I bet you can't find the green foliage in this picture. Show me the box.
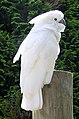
[0,0,79,118]
[27,0,52,21]
[0,86,31,119]
[0,31,19,97]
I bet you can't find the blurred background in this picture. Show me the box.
[0,0,79,119]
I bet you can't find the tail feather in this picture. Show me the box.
[21,89,43,111]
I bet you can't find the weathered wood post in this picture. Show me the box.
[32,70,73,119]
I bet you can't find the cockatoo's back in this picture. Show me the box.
[13,10,66,111]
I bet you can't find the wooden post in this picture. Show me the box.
[32,70,73,119]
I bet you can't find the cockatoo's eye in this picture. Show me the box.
[54,18,57,21]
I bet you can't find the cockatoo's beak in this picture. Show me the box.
[59,18,66,26]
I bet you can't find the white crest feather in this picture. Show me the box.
[29,10,64,24]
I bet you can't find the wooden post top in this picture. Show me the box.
[32,70,73,119]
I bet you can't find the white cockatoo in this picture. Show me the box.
[13,10,66,111]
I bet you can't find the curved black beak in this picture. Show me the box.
[59,18,66,26]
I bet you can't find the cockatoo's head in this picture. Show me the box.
[29,10,66,32]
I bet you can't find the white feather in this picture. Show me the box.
[13,10,65,111]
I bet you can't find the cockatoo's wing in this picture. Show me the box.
[19,30,59,111]
[13,29,60,111]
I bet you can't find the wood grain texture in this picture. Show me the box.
[32,70,73,119]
